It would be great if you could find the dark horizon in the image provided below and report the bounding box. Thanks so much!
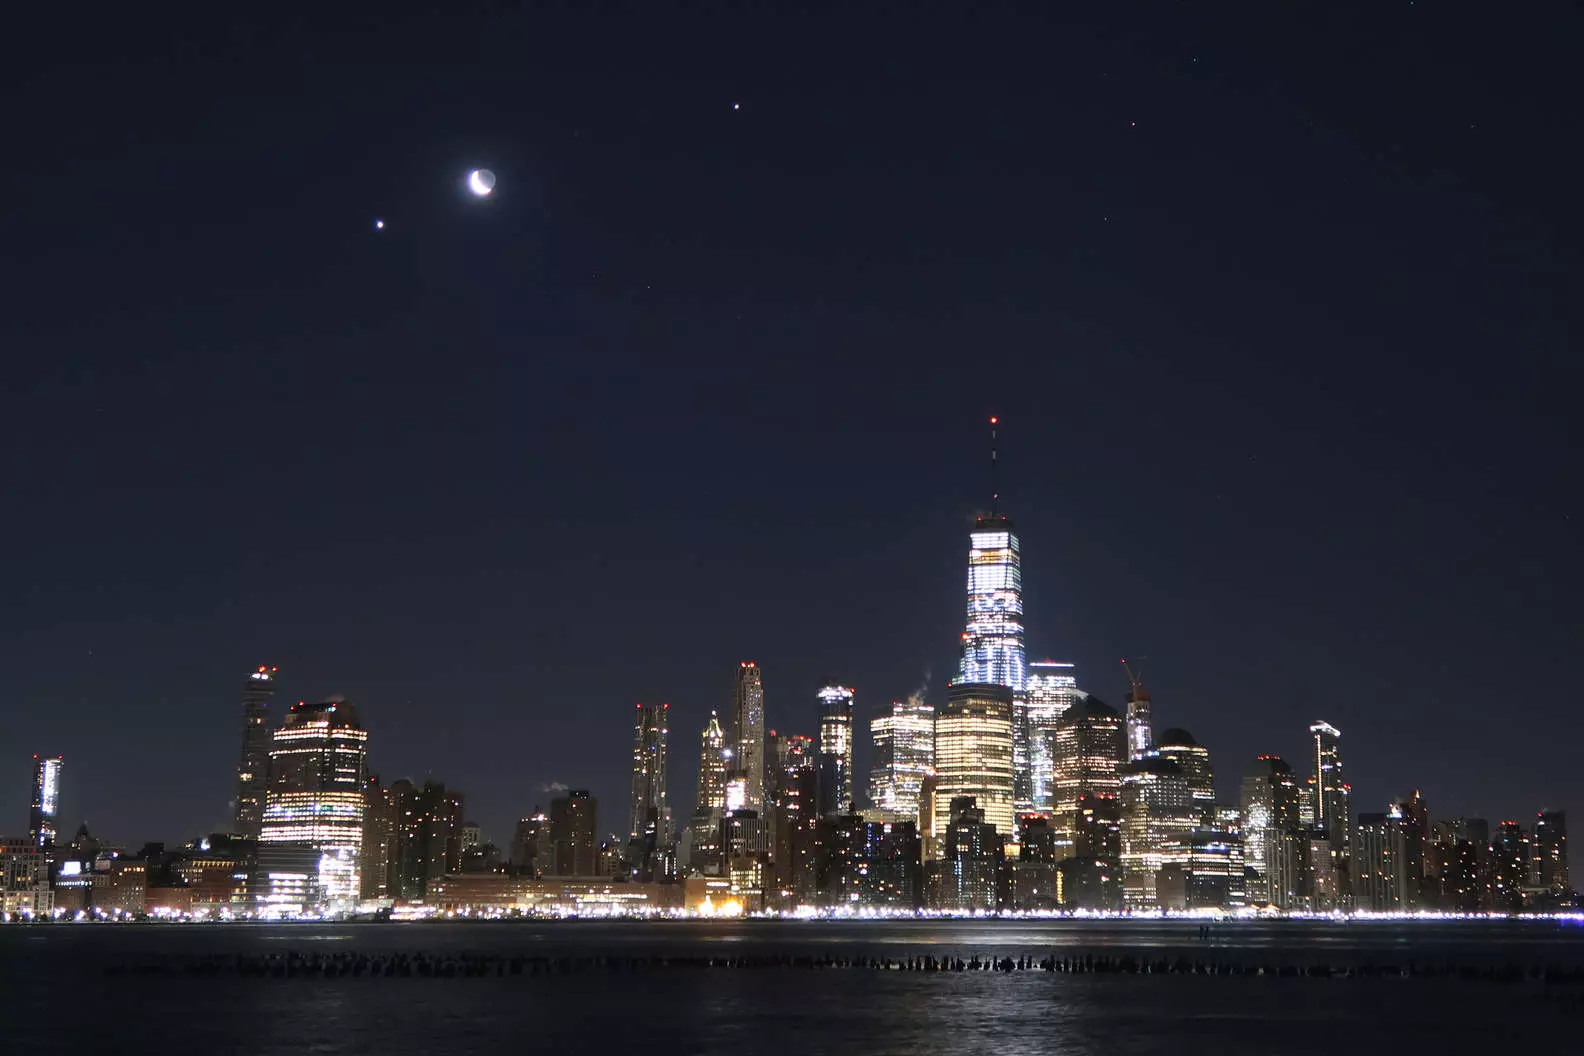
[1,3,1577,865]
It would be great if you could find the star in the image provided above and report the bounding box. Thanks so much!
[374,219,385,230]
[733,102,741,111]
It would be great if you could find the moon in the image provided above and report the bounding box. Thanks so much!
[467,169,496,197]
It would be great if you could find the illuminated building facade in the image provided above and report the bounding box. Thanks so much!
[1354,811,1405,911]
[1154,728,1215,825]
[258,698,368,907]
[1022,661,1080,812]
[869,696,935,820]
[933,683,1015,844]
[730,663,767,812]
[1489,821,1530,912]
[1157,830,1246,911]
[29,754,63,850]
[816,683,856,816]
[1532,810,1568,896]
[233,665,277,840]
[359,775,395,902]
[1119,757,1196,909]
[1240,755,1304,909]
[1125,682,1153,763]
[550,790,597,877]
[927,797,1003,912]
[814,813,922,910]
[1051,696,1127,822]
[768,733,818,906]
[1430,817,1488,911]
[628,703,671,879]
[1308,720,1351,896]
[1,837,54,916]
[958,515,1026,692]
[697,711,727,813]
[387,778,464,902]
[512,810,552,877]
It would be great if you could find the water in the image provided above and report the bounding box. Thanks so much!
[5,920,1581,1054]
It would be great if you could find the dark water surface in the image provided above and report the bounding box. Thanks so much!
[5,920,1581,1054]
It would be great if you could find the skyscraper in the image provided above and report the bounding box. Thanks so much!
[933,682,1015,844]
[1051,696,1127,817]
[1154,728,1214,825]
[768,732,818,906]
[1532,811,1569,896]
[957,517,1026,691]
[1489,820,1530,912]
[816,683,855,816]
[697,712,727,813]
[1308,720,1351,895]
[359,774,395,902]
[1240,754,1303,909]
[233,665,277,840]
[730,662,766,812]
[1123,663,1153,762]
[28,754,63,850]
[1119,756,1196,909]
[1022,661,1080,812]
[628,702,670,848]
[1354,810,1404,911]
[550,790,597,877]
[387,778,465,902]
[869,695,935,820]
[258,697,369,906]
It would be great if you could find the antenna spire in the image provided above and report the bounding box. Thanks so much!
[989,415,1000,516]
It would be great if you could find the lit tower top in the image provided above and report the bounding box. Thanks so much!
[957,416,1026,692]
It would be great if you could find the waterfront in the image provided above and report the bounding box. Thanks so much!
[6,920,1582,1054]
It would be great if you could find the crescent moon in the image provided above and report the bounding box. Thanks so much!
[467,169,495,196]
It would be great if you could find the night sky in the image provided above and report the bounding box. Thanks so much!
[2,3,1578,863]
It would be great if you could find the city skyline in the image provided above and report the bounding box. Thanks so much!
[2,4,1577,868]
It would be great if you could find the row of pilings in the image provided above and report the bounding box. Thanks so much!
[103,951,1584,983]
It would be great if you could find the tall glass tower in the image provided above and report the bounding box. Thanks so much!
[816,683,855,816]
[958,516,1026,691]
[731,662,766,812]
[259,697,369,906]
[628,702,670,847]
[29,754,63,849]
[234,665,277,840]
[869,696,935,820]
[1022,661,1080,812]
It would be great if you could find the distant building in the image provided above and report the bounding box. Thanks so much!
[551,790,598,877]
[1240,755,1303,909]
[258,697,368,907]
[1532,811,1568,897]
[233,665,277,841]
[869,696,935,821]
[768,733,818,908]
[814,813,922,910]
[1354,811,1404,911]
[927,797,1003,912]
[28,754,63,850]
[816,683,856,816]
[933,682,1015,843]
[628,703,671,881]
[1307,721,1351,900]
[1124,677,1153,764]
[1430,817,1488,911]
[2,837,53,916]
[1154,729,1215,826]
[730,663,767,812]
[957,497,1026,693]
[1489,821,1530,912]
[1119,756,1195,909]
[388,779,464,902]
[359,775,396,902]
[1022,661,1081,812]
[511,810,552,878]
[1051,696,1127,826]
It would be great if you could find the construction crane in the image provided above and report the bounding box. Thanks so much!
[1120,657,1153,761]
[1120,657,1145,695]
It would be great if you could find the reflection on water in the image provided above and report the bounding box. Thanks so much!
[2,921,1579,1055]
